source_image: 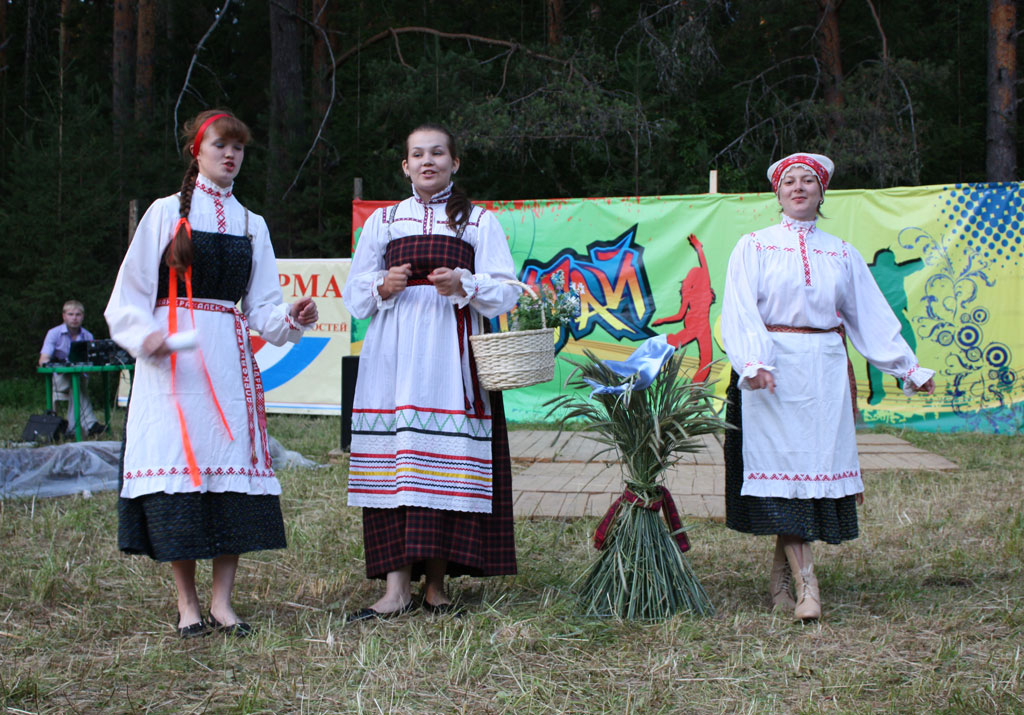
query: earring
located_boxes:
[818,199,824,207]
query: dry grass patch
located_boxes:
[0,410,1021,713]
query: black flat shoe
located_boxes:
[177,614,210,639]
[208,614,255,638]
[345,600,416,624]
[422,601,465,617]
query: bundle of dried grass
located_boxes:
[546,343,727,620]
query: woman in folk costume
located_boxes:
[342,124,521,621]
[720,153,935,621]
[105,110,318,637]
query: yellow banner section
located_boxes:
[258,259,351,414]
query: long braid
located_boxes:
[166,160,199,271]
[446,181,472,232]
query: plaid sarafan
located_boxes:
[383,233,475,279]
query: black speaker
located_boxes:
[341,355,359,452]
[21,412,67,442]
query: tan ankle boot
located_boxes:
[769,539,796,611]
[784,541,821,621]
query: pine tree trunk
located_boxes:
[23,0,37,132]
[987,0,1017,181]
[814,0,844,137]
[59,0,70,60]
[0,0,7,165]
[312,0,332,117]
[113,0,134,139]
[311,0,333,235]
[0,0,6,73]
[135,0,155,121]
[547,0,564,47]
[267,0,304,247]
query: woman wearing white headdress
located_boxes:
[720,153,935,621]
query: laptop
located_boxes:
[68,340,89,363]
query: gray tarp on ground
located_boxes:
[0,438,319,499]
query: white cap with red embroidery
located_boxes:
[767,153,834,194]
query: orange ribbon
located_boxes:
[167,218,233,487]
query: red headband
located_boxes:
[770,154,830,193]
[191,113,231,158]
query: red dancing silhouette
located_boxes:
[653,234,715,382]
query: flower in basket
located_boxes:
[545,335,729,620]
[470,275,580,392]
[509,272,582,333]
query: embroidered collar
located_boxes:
[195,173,233,198]
[780,214,817,232]
[413,182,453,205]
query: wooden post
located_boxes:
[353,177,363,200]
[708,170,719,194]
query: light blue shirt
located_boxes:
[41,324,94,362]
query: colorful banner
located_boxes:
[352,184,1024,433]
[118,258,351,415]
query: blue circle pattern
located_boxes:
[985,343,1010,368]
[940,183,1022,266]
[957,325,980,348]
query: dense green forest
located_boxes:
[0,0,1015,370]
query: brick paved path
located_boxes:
[509,430,957,519]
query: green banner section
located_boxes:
[353,183,1024,433]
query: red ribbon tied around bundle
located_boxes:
[593,486,691,553]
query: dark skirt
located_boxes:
[724,371,858,544]
[118,490,287,562]
[361,390,517,580]
[117,398,286,562]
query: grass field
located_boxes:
[1,389,1022,714]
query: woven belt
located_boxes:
[765,323,859,421]
[156,297,272,471]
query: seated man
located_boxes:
[39,300,105,437]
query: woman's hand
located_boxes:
[142,330,170,358]
[291,297,318,326]
[747,368,776,394]
[914,377,935,395]
[427,267,467,297]
[379,263,412,300]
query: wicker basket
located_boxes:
[470,281,556,391]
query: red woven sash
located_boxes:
[157,297,272,473]
[593,486,691,553]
